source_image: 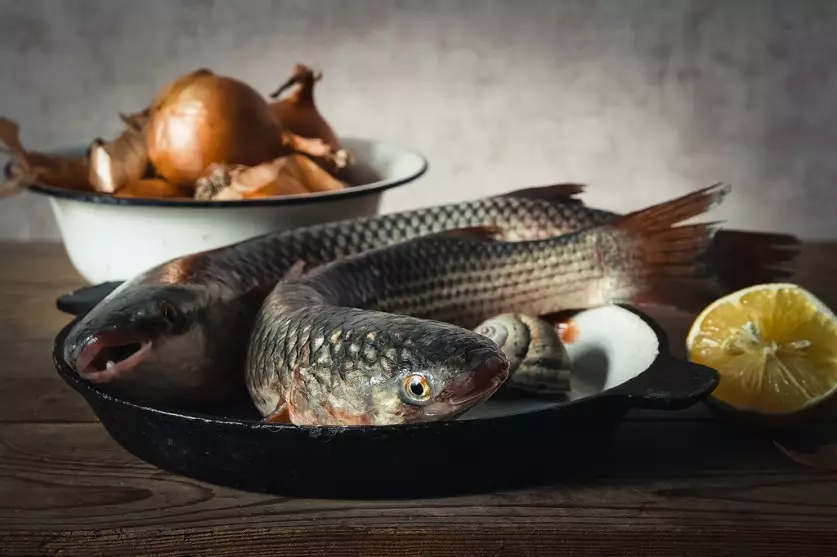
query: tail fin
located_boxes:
[707,229,801,291]
[606,183,799,312]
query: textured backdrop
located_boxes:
[1,0,836,241]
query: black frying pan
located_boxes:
[51,283,719,499]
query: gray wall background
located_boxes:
[1,0,836,241]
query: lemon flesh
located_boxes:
[686,283,837,415]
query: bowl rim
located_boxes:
[22,136,429,209]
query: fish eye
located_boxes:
[401,373,432,405]
[159,301,179,326]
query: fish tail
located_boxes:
[707,229,801,291]
[606,182,764,312]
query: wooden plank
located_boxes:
[0,378,97,423]
[0,336,70,381]
[1,421,835,556]
[1,421,835,530]
[3,523,836,557]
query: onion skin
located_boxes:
[194,154,346,201]
[88,126,149,194]
[114,178,191,199]
[146,69,287,188]
[269,64,342,151]
[0,116,93,195]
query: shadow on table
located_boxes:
[505,415,837,494]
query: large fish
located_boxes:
[244,183,783,425]
[61,183,797,410]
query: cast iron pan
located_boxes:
[53,283,719,499]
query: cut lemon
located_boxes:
[686,283,837,417]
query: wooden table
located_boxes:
[2,242,837,557]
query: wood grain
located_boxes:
[1,242,837,556]
[1,421,836,556]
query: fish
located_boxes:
[60,183,601,408]
[474,313,572,397]
[245,183,761,425]
[61,182,798,411]
[247,261,511,426]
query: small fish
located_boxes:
[246,183,748,426]
[475,313,571,397]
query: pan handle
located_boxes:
[56,281,123,317]
[604,353,719,410]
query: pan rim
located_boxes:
[50,304,703,435]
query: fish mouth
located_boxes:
[448,353,509,407]
[71,331,154,384]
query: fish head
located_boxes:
[364,322,511,425]
[61,282,213,400]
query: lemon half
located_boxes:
[686,283,837,417]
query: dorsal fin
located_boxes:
[424,224,504,241]
[497,183,586,202]
[282,259,307,281]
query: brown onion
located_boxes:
[146,69,287,188]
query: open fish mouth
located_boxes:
[72,332,154,383]
[448,354,509,406]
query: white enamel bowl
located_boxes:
[25,137,427,284]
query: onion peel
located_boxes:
[114,178,190,199]
[270,64,342,151]
[88,121,150,194]
[194,154,347,201]
[0,116,92,196]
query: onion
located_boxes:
[146,69,287,188]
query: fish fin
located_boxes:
[324,405,374,426]
[264,403,291,424]
[283,259,307,280]
[613,183,798,311]
[425,225,505,241]
[707,229,801,292]
[608,183,733,312]
[615,182,730,234]
[497,183,586,202]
